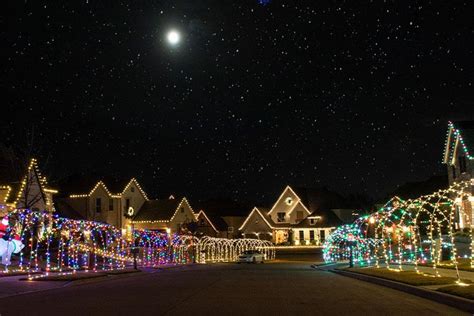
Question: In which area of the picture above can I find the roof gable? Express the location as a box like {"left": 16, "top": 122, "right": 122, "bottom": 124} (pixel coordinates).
{"left": 196, "top": 210, "right": 219, "bottom": 233}
{"left": 121, "top": 178, "right": 149, "bottom": 201}
{"left": 443, "top": 121, "right": 474, "bottom": 164}
{"left": 239, "top": 207, "right": 276, "bottom": 231}
{"left": 132, "top": 197, "right": 194, "bottom": 223}
{"left": 267, "top": 185, "right": 311, "bottom": 216}
{"left": 14, "top": 159, "right": 56, "bottom": 209}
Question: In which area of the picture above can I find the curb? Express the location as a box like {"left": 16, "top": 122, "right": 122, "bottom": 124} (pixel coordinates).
{"left": 332, "top": 269, "right": 474, "bottom": 313}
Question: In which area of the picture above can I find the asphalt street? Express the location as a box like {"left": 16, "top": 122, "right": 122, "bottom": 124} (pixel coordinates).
{"left": 0, "top": 260, "right": 467, "bottom": 316}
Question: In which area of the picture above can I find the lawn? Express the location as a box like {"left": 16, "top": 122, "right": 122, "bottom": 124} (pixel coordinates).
{"left": 344, "top": 267, "right": 469, "bottom": 286}
{"left": 437, "top": 284, "right": 474, "bottom": 300}
{"left": 431, "top": 258, "right": 474, "bottom": 272}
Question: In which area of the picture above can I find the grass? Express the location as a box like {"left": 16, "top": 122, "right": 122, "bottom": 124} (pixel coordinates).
{"left": 426, "top": 258, "right": 474, "bottom": 272}
{"left": 437, "top": 284, "right": 474, "bottom": 300}
{"left": 344, "top": 267, "right": 470, "bottom": 286}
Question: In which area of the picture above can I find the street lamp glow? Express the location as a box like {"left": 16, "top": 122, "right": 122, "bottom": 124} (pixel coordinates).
{"left": 166, "top": 30, "right": 180, "bottom": 45}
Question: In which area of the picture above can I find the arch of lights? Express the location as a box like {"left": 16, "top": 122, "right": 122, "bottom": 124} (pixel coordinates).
{"left": 196, "top": 236, "right": 275, "bottom": 263}
{"left": 1, "top": 209, "right": 200, "bottom": 273}
{"left": 0, "top": 209, "right": 275, "bottom": 275}
{"left": 324, "top": 181, "right": 473, "bottom": 278}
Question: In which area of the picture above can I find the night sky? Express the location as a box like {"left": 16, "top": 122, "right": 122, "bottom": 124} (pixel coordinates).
{"left": 1, "top": 1, "right": 472, "bottom": 204}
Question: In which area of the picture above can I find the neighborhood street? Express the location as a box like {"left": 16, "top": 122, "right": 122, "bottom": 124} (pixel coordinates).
{"left": 0, "top": 260, "right": 466, "bottom": 315}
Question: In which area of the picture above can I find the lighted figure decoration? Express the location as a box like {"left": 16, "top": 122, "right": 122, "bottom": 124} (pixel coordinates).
{"left": 0, "top": 215, "right": 24, "bottom": 265}
{"left": 324, "top": 181, "right": 473, "bottom": 282}
{"left": 0, "top": 239, "right": 24, "bottom": 265}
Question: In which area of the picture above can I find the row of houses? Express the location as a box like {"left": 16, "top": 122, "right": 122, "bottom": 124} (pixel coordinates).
{"left": 0, "top": 159, "right": 355, "bottom": 244}
{"left": 1, "top": 121, "right": 472, "bottom": 243}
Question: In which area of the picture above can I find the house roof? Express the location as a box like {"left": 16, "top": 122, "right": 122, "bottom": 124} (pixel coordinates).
{"left": 55, "top": 174, "right": 133, "bottom": 196}
{"left": 445, "top": 121, "right": 474, "bottom": 161}
{"left": 202, "top": 212, "right": 229, "bottom": 231}
{"left": 133, "top": 198, "right": 181, "bottom": 222}
{"left": 54, "top": 198, "right": 85, "bottom": 220}
{"left": 455, "top": 121, "right": 474, "bottom": 158}
{"left": 239, "top": 207, "right": 291, "bottom": 231}
{"left": 0, "top": 158, "right": 53, "bottom": 205}
{"left": 292, "top": 187, "right": 350, "bottom": 214}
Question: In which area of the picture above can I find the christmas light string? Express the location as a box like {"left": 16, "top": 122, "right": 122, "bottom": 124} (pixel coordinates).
{"left": 323, "top": 181, "right": 473, "bottom": 282}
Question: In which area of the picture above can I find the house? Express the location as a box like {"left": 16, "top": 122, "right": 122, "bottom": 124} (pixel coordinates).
{"left": 0, "top": 158, "right": 57, "bottom": 216}
{"left": 239, "top": 186, "right": 345, "bottom": 245}
{"left": 442, "top": 121, "right": 474, "bottom": 228}
{"left": 131, "top": 196, "right": 197, "bottom": 234}
{"left": 55, "top": 177, "right": 148, "bottom": 231}
{"left": 194, "top": 199, "right": 247, "bottom": 238}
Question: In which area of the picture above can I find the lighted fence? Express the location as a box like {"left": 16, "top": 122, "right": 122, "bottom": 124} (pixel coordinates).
{"left": 196, "top": 236, "right": 275, "bottom": 263}
{"left": 323, "top": 181, "right": 473, "bottom": 278}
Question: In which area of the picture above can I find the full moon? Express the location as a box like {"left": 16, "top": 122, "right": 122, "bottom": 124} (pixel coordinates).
{"left": 166, "top": 30, "right": 181, "bottom": 45}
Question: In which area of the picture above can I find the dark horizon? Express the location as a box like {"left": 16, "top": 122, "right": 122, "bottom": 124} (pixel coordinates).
{"left": 1, "top": 1, "right": 472, "bottom": 206}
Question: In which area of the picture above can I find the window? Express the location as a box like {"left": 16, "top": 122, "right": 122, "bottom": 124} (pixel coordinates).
{"left": 199, "top": 218, "right": 205, "bottom": 226}
{"left": 309, "top": 219, "right": 315, "bottom": 225}
{"left": 320, "top": 230, "right": 326, "bottom": 242}
{"left": 277, "top": 212, "right": 285, "bottom": 222}
{"left": 181, "top": 207, "right": 184, "bottom": 213}
{"left": 96, "top": 198, "right": 101, "bottom": 213}
{"left": 108, "top": 199, "right": 114, "bottom": 211}
{"left": 299, "top": 230, "right": 304, "bottom": 241}
{"left": 309, "top": 230, "right": 315, "bottom": 241}
{"left": 228, "top": 226, "right": 234, "bottom": 233}
{"left": 125, "top": 199, "right": 130, "bottom": 211}
{"left": 131, "top": 186, "right": 135, "bottom": 193}
{"left": 459, "top": 156, "right": 467, "bottom": 173}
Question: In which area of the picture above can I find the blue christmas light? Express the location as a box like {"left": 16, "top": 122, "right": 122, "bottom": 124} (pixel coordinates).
{"left": 258, "top": 0, "right": 271, "bottom": 6}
